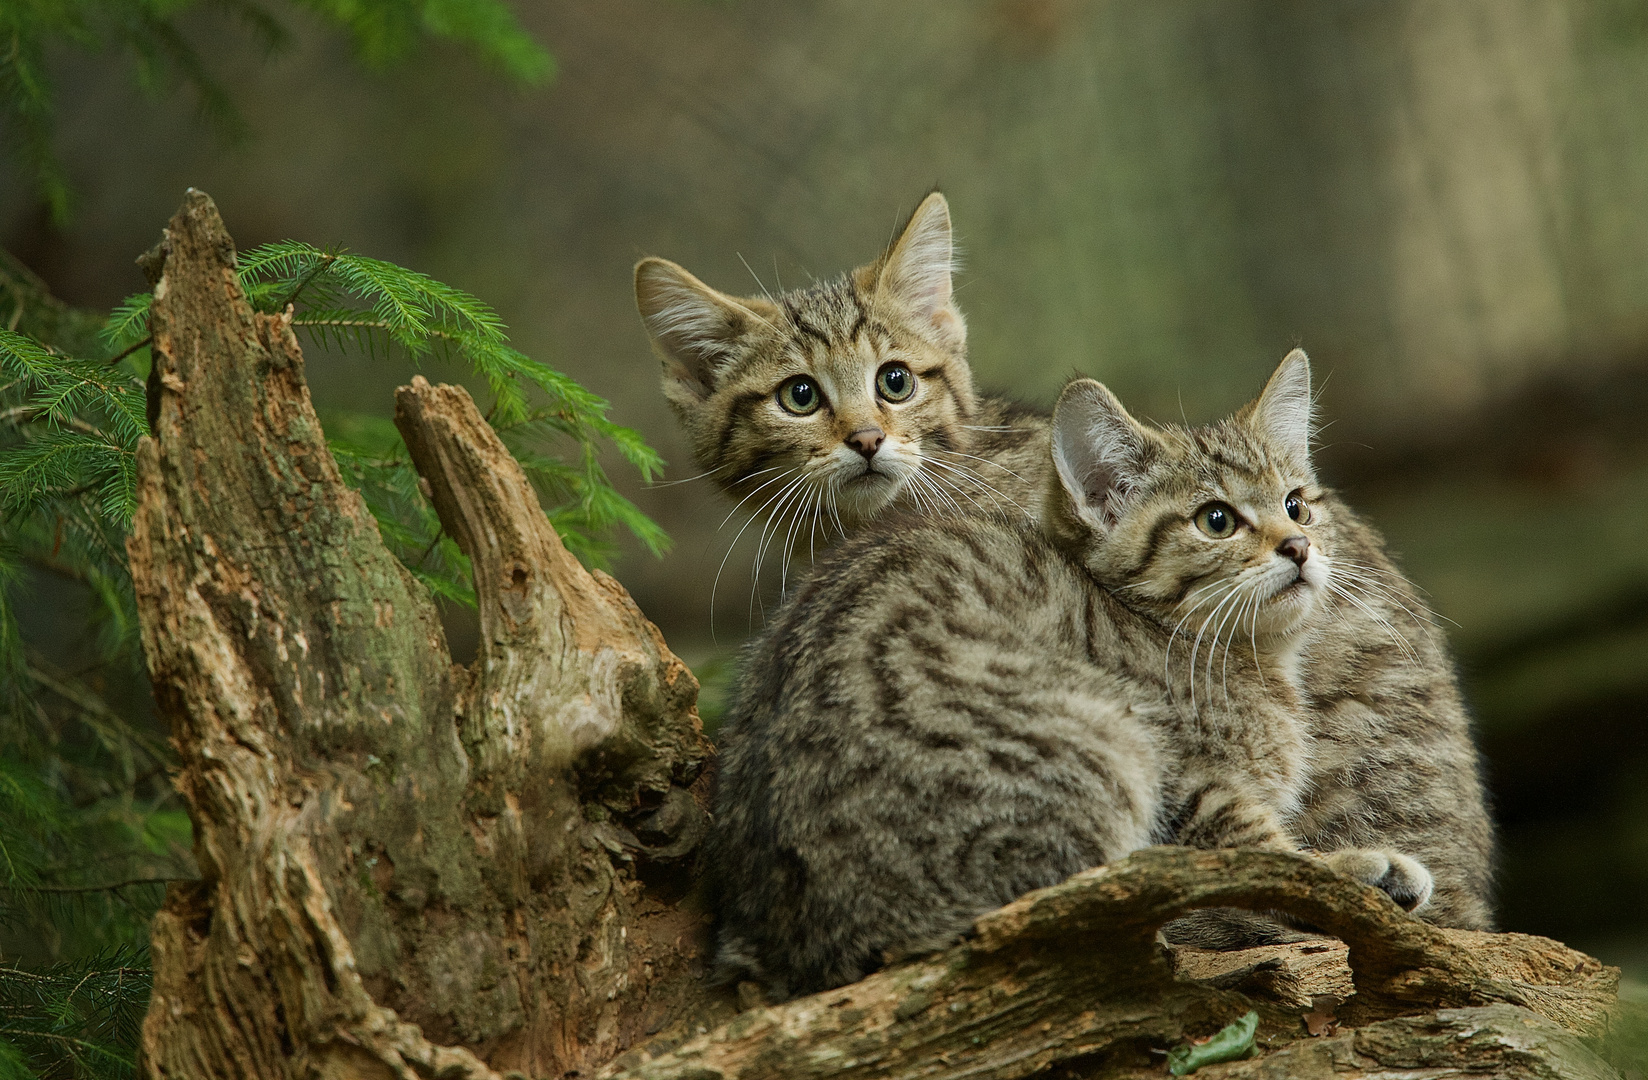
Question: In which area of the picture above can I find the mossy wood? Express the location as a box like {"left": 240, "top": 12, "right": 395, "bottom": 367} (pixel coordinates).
{"left": 131, "top": 192, "right": 1626, "bottom": 1079}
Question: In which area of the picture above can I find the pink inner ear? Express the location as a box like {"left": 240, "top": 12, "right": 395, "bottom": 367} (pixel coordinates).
{"left": 928, "top": 304, "right": 962, "bottom": 337}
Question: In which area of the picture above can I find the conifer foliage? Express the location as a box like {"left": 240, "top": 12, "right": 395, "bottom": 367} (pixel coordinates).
{"left": 0, "top": 231, "right": 669, "bottom": 1077}
{"left": 0, "top": 5, "right": 653, "bottom": 1076}
{"left": 0, "top": 257, "right": 670, "bottom": 1071}
{"left": 1, "top": 0, "right": 552, "bottom": 222}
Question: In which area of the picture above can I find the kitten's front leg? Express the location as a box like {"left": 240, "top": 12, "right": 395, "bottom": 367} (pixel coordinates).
{"left": 1159, "top": 776, "right": 1305, "bottom": 950}
{"left": 1174, "top": 779, "right": 1300, "bottom": 852}
{"left": 1173, "top": 699, "right": 1309, "bottom": 853}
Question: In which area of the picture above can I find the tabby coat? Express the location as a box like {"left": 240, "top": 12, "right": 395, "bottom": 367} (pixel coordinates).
{"left": 637, "top": 193, "right": 1494, "bottom": 952}
{"left": 712, "top": 356, "right": 1437, "bottom": 999}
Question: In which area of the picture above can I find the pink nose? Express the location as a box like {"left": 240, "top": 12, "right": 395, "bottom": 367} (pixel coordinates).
{"left": 845, "top": 427, "right": 884, "bottom": 460}
{"left": 1276, "top": 535, "right": 1310, "bottom": 565}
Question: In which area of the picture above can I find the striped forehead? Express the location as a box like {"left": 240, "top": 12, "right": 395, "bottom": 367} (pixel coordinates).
{"left": 1192, "top": 423, "right": 1273, "bottom": 475}
{"left": 1139, "top": 424, "right": 1287, "bottom": 500}
{"left": 781, "top": 277, "right": 869, "bottom": 348}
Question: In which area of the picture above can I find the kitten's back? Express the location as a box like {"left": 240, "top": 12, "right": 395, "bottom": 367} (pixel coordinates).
{"left": 710, "top": 513, "right": 1164, "bottom": 999}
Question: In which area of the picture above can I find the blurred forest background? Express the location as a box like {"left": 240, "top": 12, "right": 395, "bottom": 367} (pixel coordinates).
{"left": 4, "top": 0, "right": 1647, "bottom": 1022}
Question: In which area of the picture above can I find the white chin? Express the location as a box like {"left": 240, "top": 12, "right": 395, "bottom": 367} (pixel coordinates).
{"left": 832, "top": 472, "right": 904, "bottom": 523}
{"left": 1257, "top": 579, "right": 1318, "bottom": 637}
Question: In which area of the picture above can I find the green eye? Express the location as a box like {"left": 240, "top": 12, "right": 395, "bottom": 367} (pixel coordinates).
{"left": 777, "top": 377, "right": 822, "bottom": 416}
{"left": 1195, "top": 502, "right": 1239, "bottom": 539}
{"left": 876, "top": 363, "right": 915, "bottom": 402}
{"left": 1285, "top": 491, "right": 1313, "bottom": 524}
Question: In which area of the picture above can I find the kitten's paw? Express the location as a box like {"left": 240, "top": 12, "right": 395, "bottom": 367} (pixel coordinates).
{"left": 1320, "top": 848, "right": 1433, "bottom": 913}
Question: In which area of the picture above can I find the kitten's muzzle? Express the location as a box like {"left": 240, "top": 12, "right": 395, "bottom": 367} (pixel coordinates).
{"left": 845, "top": 427, "right": 885, "bottom": 460}
{"left": 1275, "top": 535, "right": 1310, "bottom": 565}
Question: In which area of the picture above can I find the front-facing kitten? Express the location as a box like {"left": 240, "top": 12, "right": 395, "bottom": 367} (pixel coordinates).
{"left": 710, "top": 354, "right": 1422, "bottom": 1000}
{"left": 635, "top": 194, "right": 1493, "bottom": 936}
{"left": 635, "top": 194, "right": 1043, "bottom": 532}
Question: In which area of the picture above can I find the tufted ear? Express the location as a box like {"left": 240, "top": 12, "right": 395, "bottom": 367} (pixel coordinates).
{"left": 874, "top": 192, "right": 965, "bottom": 350}
{"left": 635, "top": 257, "right": 773, "bottom": 399}
{"left": 1249, "top": 348, "right": 1313, "bottom": 468}
{"left": 1052, "top": 379, "right": 1153, "bottom": 530}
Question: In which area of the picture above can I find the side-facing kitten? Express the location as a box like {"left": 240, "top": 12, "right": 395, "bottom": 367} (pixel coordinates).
{"left": 636, "top": 194, "right": 1493, "bottom": 935}
{"left": 711, "top": 354, "right": 1421, "bottom": 1000}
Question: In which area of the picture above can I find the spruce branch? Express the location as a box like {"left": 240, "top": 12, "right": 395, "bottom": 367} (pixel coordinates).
{"left": 0, "top": 877, "right": 183, "bottom": 896}
{"left": 2, "top": 0, "right": 553, "bottom": 223}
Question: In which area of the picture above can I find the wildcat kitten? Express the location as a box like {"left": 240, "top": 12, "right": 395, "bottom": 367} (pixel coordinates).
{"left": 634, "top": 196, "right": 1044, "bottom": 535}
{"left": 635, "top": 194, "right": 1493, "bottom": 936}
{"left": 711, "top": 354, "right": 1425, "bottom": 999}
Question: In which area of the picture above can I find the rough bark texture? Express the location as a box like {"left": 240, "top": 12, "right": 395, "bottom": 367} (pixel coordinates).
{"left": 132, "top": 191, "right": 1627, "bottom": 1080}
{"left": 131, "top": 191, "right": 717, "bottom": 1080}
{"left": 602, "top": 848, "right": 1622, "bottom": 1080}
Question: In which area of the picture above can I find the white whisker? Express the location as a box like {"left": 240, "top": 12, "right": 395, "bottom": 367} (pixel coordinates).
{"left": 710, "top": 469, "right": 805, "bottom": 639}
{"left": 920, "top": 457, "right": 1030, "bottom": 520}
{"left": 1325, "top": 580, "right": 1419, "bottom": 662}
{"left": 750, "top": 476, "right": 814, "bottom": 623}
{"left": 648, "top": 461, "right": 746, "bottom": 489}
{"left": 718, "top": 468, "right": 800, "bottom": 531}
{"left": 808, "top": 487, "right": 824, "bottom": 568}
{"left": 737, "top": 252, "right": 774, "bottom": 303}
{"left": 910, "top": 469, "right": 970, "bottom": 520}
{"left": 1219, "top": 585, "right": 1253, "bottom": 705}
{"left": 778, "top": 484, "right": 819, "bottom": 593}
{"left": 1332, "top": 567, "right": 1447, "bottom": 627}
{"left": 930, "top": 447, "right": 1031, "bottom": 484}
{"left": 753, "top": 475, "right": 812, "bottom": 585}
{"left": 1247, "top": 587, "right": 1267, "bottom": 690}
{"left": 1206, "top": 579, "right": 1251, "bottom": 707}
{"left": 1170, "top": 579, "right": 1240, "bottom": 717}
{"left": 1190, "top": 579, "right": 1250, "bottom": 712}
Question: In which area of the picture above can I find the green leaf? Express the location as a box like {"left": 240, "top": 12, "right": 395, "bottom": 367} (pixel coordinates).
{"left": 1167, "top": 1011, "right": 1259, "bottom": 1075}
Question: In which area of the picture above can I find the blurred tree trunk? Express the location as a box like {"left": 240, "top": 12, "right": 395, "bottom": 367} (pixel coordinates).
{"left": 129, "top": 192, "right": 1627, "bottom": 1079}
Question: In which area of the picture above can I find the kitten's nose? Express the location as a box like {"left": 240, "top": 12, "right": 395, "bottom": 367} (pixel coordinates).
{"left": 845, "top": 427, "right": 885, "bottom": 460}
{"left": 1276, "top": 535, "right": 1310, "bottom": 565}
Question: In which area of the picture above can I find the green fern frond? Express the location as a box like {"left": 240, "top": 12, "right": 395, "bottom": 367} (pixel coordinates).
{"left": 0, "top": 327, "right": 67, "bottom": 384}
{"left": 418, "top": 0, "right": 555, "bottom": 83}
{"left": 0, "top": 22, "right": 73, "bottom": 223}
{"left": 0, "top": 435, "right": 138, "bottom": 526}
{"left": 232, "top": 245, "right": 669, "bottom": 561}
{"left": 0, "top": 544, "right": 24, "bottom": 700}
{"left": 3, "top": 0, "right": 551, "bottom": 224}
{"left": 0, "top": 7, "right": 562, "bottom": 1073}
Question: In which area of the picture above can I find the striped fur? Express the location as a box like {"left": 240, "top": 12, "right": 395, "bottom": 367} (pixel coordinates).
{"left": 708, "top": 357, "right": 1442, "bottom": 999}
{"left": 635, "top": 193, "right": 1034, "bottom": 533}
{"left": 642, "top": 195, "right": 1494, "bottom": 989}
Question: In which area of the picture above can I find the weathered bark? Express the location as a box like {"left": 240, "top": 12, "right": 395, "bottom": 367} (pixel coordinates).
{"left": 601, "top": 848, "right": 1621, "bottom": 1079}
{"left": 131, "top": 190, "right": 717, "bottom": 1080}
{"left": 131, "top": 191, "right": 1625, "bottom": 1080}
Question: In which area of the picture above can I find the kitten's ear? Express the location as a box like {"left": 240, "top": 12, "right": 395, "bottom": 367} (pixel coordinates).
{"left": 635, "top": 258, "right": 772, "bottom": 399}
{"left": 1052, "top": 379, "right": 1153, "bottom": 530}
{"left": 873, "top": 192, "right": 965, "bottom": 350}
{"left": 1250, "top": 348, "right": 1314, "bottom": 467}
